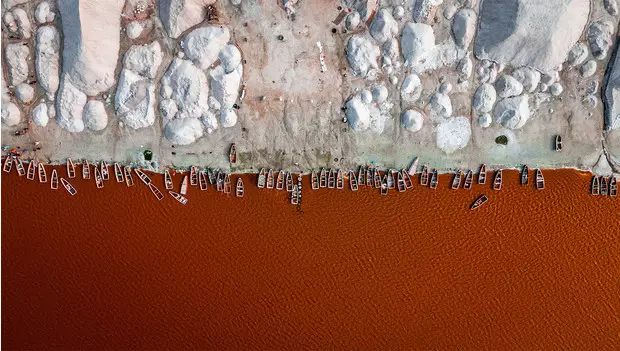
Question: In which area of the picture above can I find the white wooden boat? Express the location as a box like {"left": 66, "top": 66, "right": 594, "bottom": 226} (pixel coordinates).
{"left": 149, "top": 183, "right": 164, "bottom": 200}
{"left": 95, "top": 168, "right": 104, "bottom": 189}
{"left": 134, "top": 169, "right": 151, "bottom": 185}
{"left": 38, "top": 162, "right": 47, "bottom": 183}
{"left": 66, "top": 159, "right": 76, "bottom": 178}
{"left": 101, "top": 161, "right": 110, "bottom": 181}
{"left": 180, "top": 175, "right": 189, "bottom": 195}
{"left": 236, "top": 178, "right": 244, "bottom": 197}
{"left": 257, "top": 168, "right": 266, "bottom": 188}
{"left": 199, "top": 170, "right": 208, "bottom": 190}
{"left": 169, "top": 191, "right": 188, "bottom": 204}
{"left": 60, "top": 178, "right": 77, "bottom": 196}
{"left": 114, "top": 163, "right": 124, "bottom": 183}
{"left": 51, "top": 169, "right": 59, "bottom": 189}
{"left": 26, "top": 159, "right": 36, "bottom": 180}
{"left": 124, "top": 166, "right": 134, "bottom": 187}
{"left": 82, "top": 160, "right": 91, "bottom": 180}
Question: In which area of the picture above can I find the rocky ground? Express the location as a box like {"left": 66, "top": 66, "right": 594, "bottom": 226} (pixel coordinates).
{"left": 2, "top": 0, "right": 619, "bottom": 176}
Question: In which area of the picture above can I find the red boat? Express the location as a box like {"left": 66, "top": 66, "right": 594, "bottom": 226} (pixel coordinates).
{"left": 66, "top": 159, "right": 76, "bottom": 178}
{"left": 95, "top": 168, "right": 104, "bottom": 189}
{"left": 26, "top": 160, "right": 36, "bottom": 180}
{"left": 169, "top": 191, "right": 187, "bottom": 205}
{"left": 470, "top": 195, "right": 488, "bottom": 210}
{"left": 51, "top": 169, "right": 59, "bottom": 189}
{"left": 493, "top": 170, "right": 502, "bottom": 190}
{"left": 148, "top": 183, "right": 164, "bottom": 200}
{"left": 124, "top": 166, "right": 134, "bottom": 187}
{"left": 463, "top": 170, "right": 473, "bottom": 190}
{"left": 478, "top": 164, "right": 487, "bottom": 184}
{"left": 61, "top": 178, "right": 77, "bottom": 196}
{"left": 38, "top": 162, "right": 47, "bottom": 183}
{"left": 82, "top": 160, "right": 90, "bottom": 179}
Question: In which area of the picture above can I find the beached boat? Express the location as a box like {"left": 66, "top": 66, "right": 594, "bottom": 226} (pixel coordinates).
{"left": 291, "top": 185, "right": 299, "bottom": 205}
{"left": 536, "top": 169, "right": 545, "bottom": 190}
{"left": 51, "top": 169, "right": 59, "bottom": 189}
{"left": 396, "top": 171, "right": 406, "bottom": 193}
{"left": 451, "top": 170, "right": 463, "bottom": 190}
{"left": 38, "top": 162, "right": 47, "bottom": 183}
{"left": 430, "top": 169, "right": 438, "bottom": 189}
{"left": 67, "top": 159, "right": 76, "bottom": 178}
{"left": 101, "top": 162, "right": 110, "bottom": 181}
{"left": 408, "top": 157, "right": 419, "bottom": 176}
{"left": 95, "top": 168, "right": 104, "bottom": 189}
{"left": 350, "top": 171, "right": 359, "bottom": 191}
{"left": 609, "top": 177, "right": 617, "bottom": 196}
{"left": 521, "top": 165, "right": 529, "bottom": 185}
{"left": 328, "top": 169, "right": 336, "bottom": 189}
{"left": 148, "top": 183, "right": 164, "bottom": 200}
{"left": 600, "top": 176, "right": 608, "bottom": 196}
{"left": 181, "top": 175, "right": 189, "bottom": 195}
{"left": 134, "top": 169, "right": 151, "bottom": 185}
{"left": 336, "top": 169, "right": 344, "bottom": 189}
{"left": 257, "top": 168, "right": 266, "bottom": 188}
{"left": 169, "top": 191, "right": 188, "bottom": 205}
{"left": 3, "top": 156, "right": 12, "bottom": 173}
{"left": 114, "top": 163, "right": 124, "bottom": 183}
{"left": 356, "top": 166, "right": 364, "bottom": 186}
{"left": 199, "top": 171, "right": 208, "bottom": 190}
{"left": 223, "top": 174, "right": 232, "bottom": 194}
{"left": 266, "top": 169, "right": 275, "bottom": 189}
{"left": 286, "top": 172, "right": 293, "bottom": 192}
{"left": 320, "top": 168, "right": 327, "bottom": 188}
{"left": 15, "top": 157, "right": 25, "bottom": 176}
{"left": 381, "top": 175, "right": 388, "bottom": 195}
{"left": 591, "top": 176, "right": 600, "bottom": 195}
{"left": 26, "top": 160, "right": 36, "bottom": 180}
{"left": 493, "top": 170, "right": 502, "bottom": 190}
{"left": 388, "top": 170, "right": 396, "bottom": 189}
{"left": 236, "top": 178, "right": 244, "bottom": 197}
{"left": 401, "top": 169, "right": 413, "bottom": 189}
{"left": 366, "top": 167, "right": 373, "bottom": 186}
{"left": 276, "top": 170, "right": 285, "bottom": 190}
{"left": 470, "top": 195, "right": 488, "bottom": 210}
{"left": 124, "top": 166, "right": 134, "bottom": 187}
{"left": 229, "top": 143, "right": 237, "bottom": 164}
{"left": 463, "top": 170, "right": 473, "bottom": 190}
{"left": 190, "top": 166, "right": 198, "bottom": 186}
{"left": 311, "top": 171, "right": 319, "bottom": 190}
{"left": 478, "top": 164, "right": 487, "bottom": 184}
{"left": 374, "top": 169, "right": 381, "bottom": 188}
{"left": 82, "top": 160, "right": 90, "bottom": 180}
{"left": 60, "top": 178, "right": 77, "bottom": 195}
{"left": 164, "top": 170, "right": 173, "bottom": 190}
{"left": 208, "top": 168, "right": 216, "bottom": 185}
{"left": 420, "top": 165, "right": 429, "bottom": 186}
{"left": 555, "top": 135, "right": 562, "bottom": 152}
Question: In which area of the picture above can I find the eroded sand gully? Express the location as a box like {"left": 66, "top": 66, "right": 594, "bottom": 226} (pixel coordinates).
{"left": 1, "top": 0, "right": 620, "bottom": 177}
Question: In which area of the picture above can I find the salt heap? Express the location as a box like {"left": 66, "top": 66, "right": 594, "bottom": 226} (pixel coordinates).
{"left": 35, "top": 26, "right": 60, "bottom": 99}
{"left": 1, "top": 76, "right": 20, "bottom": 126}
{"left": 345, "top": 96, "right": 371, "bottom": 131}
{"left": 32, "top": 103, "right": 50, "bottom": 127}
{"left": 493, "top": 95, "right": 530, "bottom": 129}
{"left": 369, "top": 9, "right": 398, "bottom": 44}
{"left": 83, "top": 100, "right": 108, "bottom": 131}
{"left": 451, "top": 8, "right": 477, "bottom": 49}
{"left": 159, "top": 0, "right": 216, "bottom": 38}
{"left": 587, "top": 21, "right": 614, "bottom": 60}
{"left": 436, "top": 116, "right": 471, "bottom": 154}
{"left": 474, "top": 0, "right": 589, "bottom": 72}
{"left": 346, "top": 36, "right": 380, "bottom": 77}
{"left": 5, "top": 43, "right": 29, "bottom": 86}
{"left": 401, "top": 109, "right": 424, "bottom": 132}
{"left": 182, "top": 26, "right": 230, "bottom": 69}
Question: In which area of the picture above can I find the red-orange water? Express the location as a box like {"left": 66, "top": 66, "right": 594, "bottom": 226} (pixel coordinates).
{"left": 2, "top": 168, "right": 620, "bottom": 349}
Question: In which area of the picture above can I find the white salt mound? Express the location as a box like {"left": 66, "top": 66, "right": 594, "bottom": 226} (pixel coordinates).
{"left": 5, "top": 43, "right": 29, "bottom": 86}
{"left": 201, "top": 110, "right": 218, "bottom": 131}
{"left": 220, "top": 109, "right": 238, "bottom": 128}
{"left": 83, "top": 100, "right": 108, "bottom": 131}
{"left": 14, "top": 83, "right": 34, "bottom": 103}
{"left": 495, "top": 75, "right": 523, "bottom": 98}
{"left": 457, "top": 55, "right": 473, "bottom": 79}
{"left": 346, "top": 35, "right": 380, "bottom": 77}
{"left": 159, "top": 0, "right": 215, "bottom": 38}
{"left": 393, "top": 6, "right": 405, "bottom": 20}
{"left": 159, "top": 99, "right": 178, "bottom": 120}
{"left": 581, "top": 60, "right": 597, "bottom": 77}
{"left": 3, "top": 12, "right": 17, "bottom": 32}
{"left": 370, "top": 9, "right": 398, "bottom": 44}
{"left": 345, "top": 96, "right": 371, "bottom": 131}
{"left": 436, "top": 116, "right": 472, "bottom": 154}
{"left": 451, "top": 8, "right": 477, "bottom": 49}
{"left": 474, "top": 0, "right": 589, "bottom": 72}
{"left": 604, "top": 0, "right": 619, "bottom": 15}
{"left": 427, "top": 92, "right": 452, "bottom": 122}
{"left": 361, "top": 89, "right": 372, "bottom": 104}
{"left": 512, "top": 66, "right": 541, "bottom": 93}
{"left": 13, "top": 8, "right": 31, "bottom": 39}
{"left": 115, "top": 69, "right": 156, "bottom": 129}
{"left": 472, "top": 83, "right": 496, "bottom": 113}
{"left": 587, "top": 21, "right": 614, "bottom": 60}
{"left": 1, "top": 102, "right": 21, "bottom": 126}
{"left": 160, "top": 58, "right": 209, "bottom": 119}
{"left": 550, "top": 83, "right": 563, "bottom": 96}
{"left": 565, "top": 42, "right": 589, "bottom": 68}
{"left": 372, "top": 85, "right": 388, "bottom": 103}
{"left": 35, "top": 2, "right": 51, "bottom": 24}
{"left": 123, "top": 41, "right": 163, "bottom": 78}
{"left": 401, "top": 109, "right": 424, "bottom": 132}
{"left": 345, "top": 11, "right": 361, "bottom": 31}
{"left": 401, "top": 22, "right": 435, "bottom": 67}
{"left": 164, "top": 117, "right": 205, "bottom": 145}
{"left": 56, "top": 79, "right": 86, "bottom": 132}
{"left": 401, "top": 74, "right": 422, "bottom": 103}
{"left": 478, "top": 113, "right": 492, "bottom": 128}
{"left": 126, "top": 21, "right": 144, "bottom": 39}
{"left": 218, "top": 44, "right": 242, "bottom": 74}
{"left": 493, "top": 94, "right": 530, "bottom": 129}
{"left": 32, "top": 103, "right": 49, "bottom": 126}
{"left": 183, "top": 26, "right": 230, "bottom": 70}
{"left": 35, "top": 26, "right": 60, "bottom": 98}
{"left": 210, "top": 64, "right": 242, "bottom": 112}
